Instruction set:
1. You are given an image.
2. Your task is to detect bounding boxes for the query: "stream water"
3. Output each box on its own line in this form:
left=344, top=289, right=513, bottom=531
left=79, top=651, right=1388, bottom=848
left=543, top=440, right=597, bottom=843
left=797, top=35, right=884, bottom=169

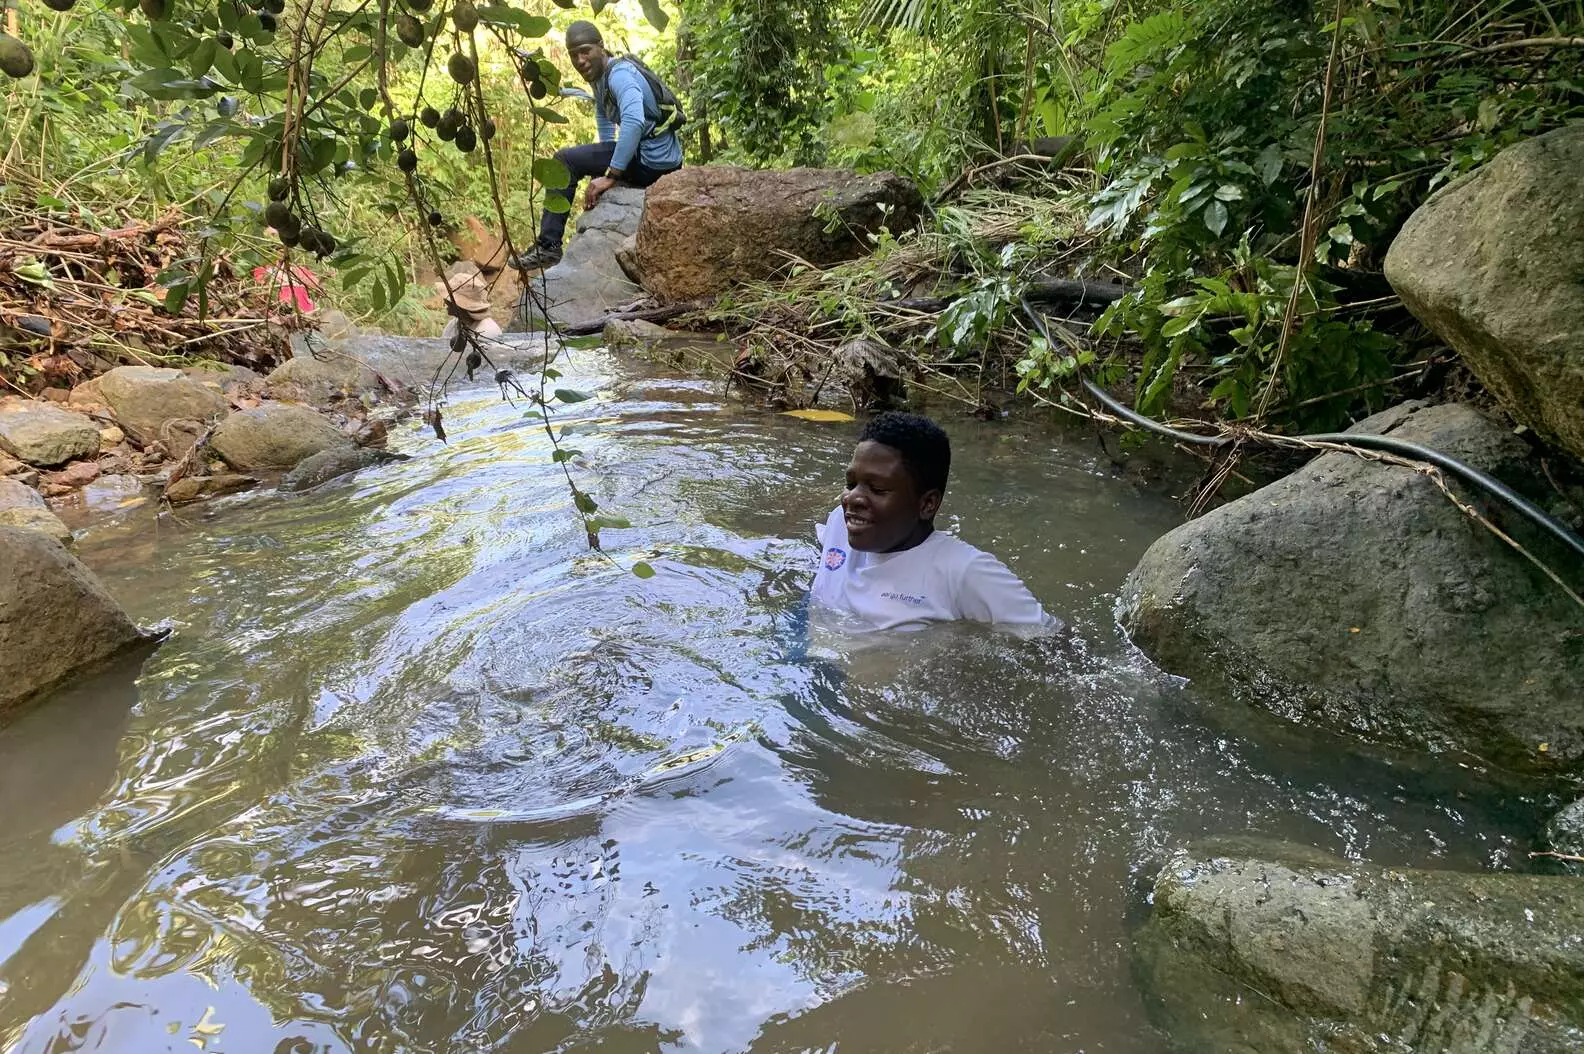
left=0, top=341, right=1539, bottom=1053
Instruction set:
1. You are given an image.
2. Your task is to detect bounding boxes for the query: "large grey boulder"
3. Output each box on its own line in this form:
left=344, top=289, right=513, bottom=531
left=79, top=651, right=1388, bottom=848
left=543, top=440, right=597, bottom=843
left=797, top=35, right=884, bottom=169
left=516, top=185, right=646, bottom=331
left=1135, top=840, right=1584, bottom=1054
left=93, top=365, right=228, bottom=447
left=1385, top=125, right=1584, bottom=461
left=210, top=403, right=353, bottom=473
left=0, top=478, right=71, bottom=544
left=0, top=527, right=150, bottom=716
left=1120, top=402, right=1584, bottom=774
left=0, top=399, right=100, bottom=467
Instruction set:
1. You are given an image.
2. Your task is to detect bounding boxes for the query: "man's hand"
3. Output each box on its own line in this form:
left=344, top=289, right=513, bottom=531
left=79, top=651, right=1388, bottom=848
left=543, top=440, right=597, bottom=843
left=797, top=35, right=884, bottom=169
left=585, top=175, right=619, bottom=210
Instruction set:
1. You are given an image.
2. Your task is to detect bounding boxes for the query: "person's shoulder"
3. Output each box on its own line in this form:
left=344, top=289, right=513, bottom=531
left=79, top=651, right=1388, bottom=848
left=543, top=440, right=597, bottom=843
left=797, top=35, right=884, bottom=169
left=926, top=529, right=991, bottom=569
left=606, top=59, right=645, bottom=89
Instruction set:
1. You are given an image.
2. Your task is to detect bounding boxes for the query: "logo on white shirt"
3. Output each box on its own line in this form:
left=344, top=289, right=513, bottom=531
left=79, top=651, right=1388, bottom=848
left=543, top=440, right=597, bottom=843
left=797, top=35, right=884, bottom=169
left=824, top=547, right=847, bottom=570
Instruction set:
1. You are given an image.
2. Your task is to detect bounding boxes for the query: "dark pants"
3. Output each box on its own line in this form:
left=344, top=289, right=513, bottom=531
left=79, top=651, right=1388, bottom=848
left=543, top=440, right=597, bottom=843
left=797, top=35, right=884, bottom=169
left=537, top=141, right=676, bottom=249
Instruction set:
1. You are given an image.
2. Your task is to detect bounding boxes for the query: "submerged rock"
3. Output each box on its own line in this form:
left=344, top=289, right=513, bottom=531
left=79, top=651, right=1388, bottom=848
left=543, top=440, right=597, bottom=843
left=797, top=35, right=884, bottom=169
left=1135, top=839, right=1584, bottom=1054
left=1385, top=125, right=1584, bottom=461
left=210, top=403, right=353, bottom=473
left=278, top=446, right=405, bottom=492
left=603, top=317, right=672, bottom=348
left=164, top=472, right=258, bottom=505
left=93, top=365, right=228, bottom=448
left=0, top=399, right=101, bottom=467
left=1120, top=402, right=1584, bottom=774
left=0, top=526, right=150, bottom=716
left=0, top=478, right=71, bottom=545
left=517, top=185, right=646, bottom=331
left=634, top=166, right=923, bottom=301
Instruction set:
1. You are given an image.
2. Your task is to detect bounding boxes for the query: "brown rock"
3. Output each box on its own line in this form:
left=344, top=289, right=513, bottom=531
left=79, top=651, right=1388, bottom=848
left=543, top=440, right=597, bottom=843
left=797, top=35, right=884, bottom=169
left=210, top=403, right=353, bottom=473
left=633, top=166, right=923, bottom=301
left=0, top=399, right=102, bottom=466
left=164, top=473, right=258, bottom=504
left=99, top=425, right=125, bottom=449
left=95, top=365, right=228, bottom=448
left=46, top=461, right=102, bottom=489
left=40, top=388, right=71, bottom=403
left=0, top=478, right=71, bottom=545
left=0, top=527, right=150, bottom=715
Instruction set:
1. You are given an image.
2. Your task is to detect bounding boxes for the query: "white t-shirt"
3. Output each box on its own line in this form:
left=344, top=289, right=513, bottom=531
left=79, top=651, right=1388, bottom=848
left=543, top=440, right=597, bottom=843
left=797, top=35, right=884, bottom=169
left=809, top=507, right=1057, bottom=632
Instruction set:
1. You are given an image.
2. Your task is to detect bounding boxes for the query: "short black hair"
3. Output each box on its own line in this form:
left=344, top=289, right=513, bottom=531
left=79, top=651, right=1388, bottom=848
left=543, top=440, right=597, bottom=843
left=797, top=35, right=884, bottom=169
left=565, top=20, right=603, bottom=47
left=858, top=411, right=951, bottom=495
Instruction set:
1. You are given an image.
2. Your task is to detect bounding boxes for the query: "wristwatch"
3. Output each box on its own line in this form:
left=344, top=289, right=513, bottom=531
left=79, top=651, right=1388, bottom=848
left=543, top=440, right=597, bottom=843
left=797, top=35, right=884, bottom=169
left=605, top=168, right=623, bottom=180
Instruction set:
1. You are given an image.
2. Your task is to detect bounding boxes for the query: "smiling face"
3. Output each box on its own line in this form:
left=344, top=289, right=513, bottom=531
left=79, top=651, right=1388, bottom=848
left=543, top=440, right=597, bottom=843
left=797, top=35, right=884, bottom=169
left=842, top=440, right=942, bottom=553
left=570, top=41, right=607, bottom=83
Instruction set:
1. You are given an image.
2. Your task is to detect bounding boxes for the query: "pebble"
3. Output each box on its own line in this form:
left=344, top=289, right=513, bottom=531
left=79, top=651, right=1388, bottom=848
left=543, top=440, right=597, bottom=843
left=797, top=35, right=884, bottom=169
left=46, top=461, right=102, bottom=488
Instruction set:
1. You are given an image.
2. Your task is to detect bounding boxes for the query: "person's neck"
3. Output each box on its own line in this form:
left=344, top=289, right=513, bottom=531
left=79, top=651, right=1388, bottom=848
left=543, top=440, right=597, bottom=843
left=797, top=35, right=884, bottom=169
left=882, top=521, right=934, bottom=554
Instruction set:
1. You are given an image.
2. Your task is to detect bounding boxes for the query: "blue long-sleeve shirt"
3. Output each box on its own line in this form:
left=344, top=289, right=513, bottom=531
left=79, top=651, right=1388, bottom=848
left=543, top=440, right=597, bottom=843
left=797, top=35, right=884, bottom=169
left=594, top=59, right=683, bottom=175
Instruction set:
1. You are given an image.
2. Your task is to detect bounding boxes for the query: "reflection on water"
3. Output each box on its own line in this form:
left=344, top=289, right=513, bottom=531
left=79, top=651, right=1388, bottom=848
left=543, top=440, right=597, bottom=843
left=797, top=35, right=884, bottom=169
left=0, top=342, right=1537, bottom=1053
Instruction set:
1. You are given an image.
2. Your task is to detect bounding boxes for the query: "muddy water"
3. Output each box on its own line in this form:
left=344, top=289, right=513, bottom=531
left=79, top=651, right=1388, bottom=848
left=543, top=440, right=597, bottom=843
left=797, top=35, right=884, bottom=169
left=0, top=343, right=1536, bottom=1053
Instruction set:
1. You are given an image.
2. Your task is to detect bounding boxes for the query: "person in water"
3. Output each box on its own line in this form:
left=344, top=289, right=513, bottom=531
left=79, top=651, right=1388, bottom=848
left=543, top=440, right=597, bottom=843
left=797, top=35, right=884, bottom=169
left=511, top=21, right=683, bottom=271
left=810, top=412, right=1056, bottom=632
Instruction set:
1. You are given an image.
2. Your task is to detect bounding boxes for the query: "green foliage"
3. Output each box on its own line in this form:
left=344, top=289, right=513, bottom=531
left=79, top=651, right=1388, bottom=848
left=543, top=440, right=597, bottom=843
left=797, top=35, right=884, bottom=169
left=683, top=0, right=846, bottom=164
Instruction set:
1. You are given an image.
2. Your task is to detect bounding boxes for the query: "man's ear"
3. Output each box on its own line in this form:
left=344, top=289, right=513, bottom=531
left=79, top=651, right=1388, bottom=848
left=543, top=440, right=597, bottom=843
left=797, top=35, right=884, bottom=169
left=919, top=489, right=943, bottom=521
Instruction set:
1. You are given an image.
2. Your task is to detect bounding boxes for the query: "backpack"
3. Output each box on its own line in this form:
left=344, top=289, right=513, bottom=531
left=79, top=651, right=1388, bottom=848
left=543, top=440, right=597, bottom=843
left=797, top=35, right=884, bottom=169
left=598, top=56, right=686, bottom=140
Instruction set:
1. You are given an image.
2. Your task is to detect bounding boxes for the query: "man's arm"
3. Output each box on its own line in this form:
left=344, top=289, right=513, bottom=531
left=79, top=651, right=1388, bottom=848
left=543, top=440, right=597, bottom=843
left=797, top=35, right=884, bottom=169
left=604, top=63, right=648, bottom=176
left=956, top=551, right=1059, bottom=629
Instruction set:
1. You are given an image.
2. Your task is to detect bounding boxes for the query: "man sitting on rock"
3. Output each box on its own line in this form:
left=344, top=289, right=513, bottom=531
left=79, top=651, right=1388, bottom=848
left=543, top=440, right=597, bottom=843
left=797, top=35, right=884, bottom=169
left=511, top=21, right=683, bottom=272
left=810, top=412, right=1059, bottom=632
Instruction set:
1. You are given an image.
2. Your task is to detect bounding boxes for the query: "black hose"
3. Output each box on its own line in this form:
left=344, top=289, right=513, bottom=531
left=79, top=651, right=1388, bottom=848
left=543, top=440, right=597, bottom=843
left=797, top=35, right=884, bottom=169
left=1019, top=298, right=1584, bottom=563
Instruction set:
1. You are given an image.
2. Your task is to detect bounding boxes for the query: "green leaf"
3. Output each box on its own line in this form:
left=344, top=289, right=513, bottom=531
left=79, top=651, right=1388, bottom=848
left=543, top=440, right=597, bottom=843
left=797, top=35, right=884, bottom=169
left=142, top=121, right=186, bottom=164
left=193, top=121, right=237, bottom=150
left=188, top=37, right=217, bottom=78
left=1202, top=199, right=1229, bottom=236
left=1213, top=183, right=1244, bottom=202
left=591, top=513, right=632, bottom=529
left=127, top=68, right=220, bottom=101
left=550, top=448, right=583, bottom=462
left=638, top=0, right=669, bottom=30
left=213, top=46, right=239, bottom=84
left=1255, top=145, right=1282, bottom=186
left=162, top=280, right=191, bottom=315
left=341, top=266, right=374, bottom=289
left=631, top=561, right=656, bottom=579
left=543, top=195, right=571, bottom=214
left=346, top=45, right=373, bottom=65
left=531, top=105, right=568, bottom=124
left=1160, top=315, right=1199, bottom=338
left=531, top=156, right=571, bottom=188
left=572, top=490, right=599, bottom=514
left=358, top=86, right=378, bottom=109
left=553, top=388, right=593, bottom=403
left=475, top=6, right=549, bottom=34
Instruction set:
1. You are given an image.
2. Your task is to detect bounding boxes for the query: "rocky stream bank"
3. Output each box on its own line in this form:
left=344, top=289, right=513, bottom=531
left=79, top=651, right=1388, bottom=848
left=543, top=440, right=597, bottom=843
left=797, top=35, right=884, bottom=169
left=3, top=143, right=1583, bottom=1054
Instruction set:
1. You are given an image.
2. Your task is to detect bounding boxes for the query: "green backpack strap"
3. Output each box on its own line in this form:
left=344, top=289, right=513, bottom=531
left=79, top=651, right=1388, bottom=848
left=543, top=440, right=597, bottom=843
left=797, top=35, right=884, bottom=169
left=603, top=55, right=686, bottom=139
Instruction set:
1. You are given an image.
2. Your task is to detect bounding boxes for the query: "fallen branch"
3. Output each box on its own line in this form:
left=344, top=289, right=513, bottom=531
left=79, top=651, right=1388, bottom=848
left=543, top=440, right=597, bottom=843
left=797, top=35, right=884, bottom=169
left=559, top=299, right=712, bottom=336
left=888, top=278, right=1129, bottom=313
